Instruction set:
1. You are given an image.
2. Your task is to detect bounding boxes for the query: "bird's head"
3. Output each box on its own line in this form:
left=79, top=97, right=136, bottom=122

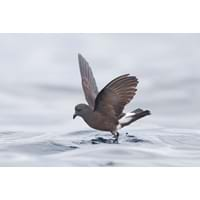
left=73, top=104, right=90, bottom=119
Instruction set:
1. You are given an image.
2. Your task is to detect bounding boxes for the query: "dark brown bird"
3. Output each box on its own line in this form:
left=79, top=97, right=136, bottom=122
left=73, top=54, right=151, bottom=142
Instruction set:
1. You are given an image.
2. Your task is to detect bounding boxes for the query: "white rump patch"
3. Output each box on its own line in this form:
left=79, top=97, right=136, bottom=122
left=118, top=112, right=135, bottom=125
left=116, top=112, right=136, bottom=130
left=116, top=124, right=122, bottom=130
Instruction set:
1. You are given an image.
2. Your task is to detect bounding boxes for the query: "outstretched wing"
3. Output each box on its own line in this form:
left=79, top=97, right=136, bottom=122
left=94, top=74, right=138, bottom=120
left=78, top=54, right=99, bottom=109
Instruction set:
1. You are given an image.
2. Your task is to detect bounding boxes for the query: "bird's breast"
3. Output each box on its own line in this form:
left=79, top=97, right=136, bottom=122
left=83, top=111, right=117, bottom=132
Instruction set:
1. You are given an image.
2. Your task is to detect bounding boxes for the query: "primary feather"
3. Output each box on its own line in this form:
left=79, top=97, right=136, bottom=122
left=94, top=74, right=138, bottom=120
left=78, top=54, right=99, bottom=109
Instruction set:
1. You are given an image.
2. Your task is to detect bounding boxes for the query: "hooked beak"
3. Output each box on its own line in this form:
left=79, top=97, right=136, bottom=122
left=73, top=113, right=77, bottom=119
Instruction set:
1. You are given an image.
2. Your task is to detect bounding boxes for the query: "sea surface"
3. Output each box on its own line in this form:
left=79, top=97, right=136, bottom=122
left=0, top=33, right=200, bottom=166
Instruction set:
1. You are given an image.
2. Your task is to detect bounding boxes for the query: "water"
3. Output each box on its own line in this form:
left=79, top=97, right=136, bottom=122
left=0, top=33, right=200, bottom=166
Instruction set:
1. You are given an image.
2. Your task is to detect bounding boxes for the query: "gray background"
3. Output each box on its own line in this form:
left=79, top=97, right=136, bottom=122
left=0, top=34, right=200, bottom=166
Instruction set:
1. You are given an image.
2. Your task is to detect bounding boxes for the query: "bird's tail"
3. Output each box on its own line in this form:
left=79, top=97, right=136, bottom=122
left=119, top=108, right=151, bottom=128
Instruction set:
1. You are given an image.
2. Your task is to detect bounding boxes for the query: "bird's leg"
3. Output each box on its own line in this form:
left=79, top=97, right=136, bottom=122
left=112, top=132, right=119, bottom=144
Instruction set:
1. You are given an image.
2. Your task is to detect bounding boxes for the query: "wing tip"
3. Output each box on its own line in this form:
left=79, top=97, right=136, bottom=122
left=121, top=74, right=139, bottom=85
left=121, top=73, right=130, bottom=77
left=129, top=75, right=139, bottom=84
left=78, top=53, right=88, bottom=74
left=78, top=53, right=84, bottom=61
left=117, top=74, right=138, bottom=82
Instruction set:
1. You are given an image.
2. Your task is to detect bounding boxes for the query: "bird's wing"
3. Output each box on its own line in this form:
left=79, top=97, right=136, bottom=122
left=94, top=74, right=138, bottom=119
left=78, top=54, right=99, bottom=109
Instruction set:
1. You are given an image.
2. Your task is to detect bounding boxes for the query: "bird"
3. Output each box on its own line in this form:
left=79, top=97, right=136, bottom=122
left=73, top=54, right=151, bottom=142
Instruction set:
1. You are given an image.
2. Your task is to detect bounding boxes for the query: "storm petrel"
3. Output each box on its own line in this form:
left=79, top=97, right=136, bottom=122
left=73, top=54, right=151, bottom=142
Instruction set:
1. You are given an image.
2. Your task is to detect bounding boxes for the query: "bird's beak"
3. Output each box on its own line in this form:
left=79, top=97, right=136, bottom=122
left=73, top=113, right=77, bottom=119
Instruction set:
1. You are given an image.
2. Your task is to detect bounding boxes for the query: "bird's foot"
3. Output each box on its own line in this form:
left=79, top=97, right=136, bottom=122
left=112, top=132, right=119, bottom=144
left=112, top=137, right=119, bottom=144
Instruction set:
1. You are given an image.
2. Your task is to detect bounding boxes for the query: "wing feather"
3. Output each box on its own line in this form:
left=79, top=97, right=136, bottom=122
left=78, top=54, right=98, bottom=109
left=94, top=74, right=138, bottom=119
